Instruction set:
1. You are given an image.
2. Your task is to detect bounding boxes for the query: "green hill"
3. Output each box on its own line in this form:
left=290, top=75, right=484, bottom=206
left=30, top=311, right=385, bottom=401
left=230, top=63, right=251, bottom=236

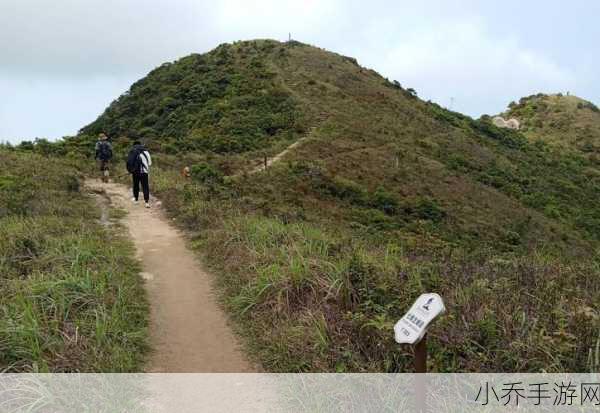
left=69, top=40, right=600, bottom=372
left=80, top=40, right=306, bottom=154
left=501, top=93, right=600, bottom=154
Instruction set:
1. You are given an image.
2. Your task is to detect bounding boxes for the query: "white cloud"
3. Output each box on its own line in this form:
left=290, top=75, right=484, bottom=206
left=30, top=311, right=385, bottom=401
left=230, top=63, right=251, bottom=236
left=212, top=0, right=339, bottom=32
left=0, top=75, right=134, bottom=141
left=368, top=20, right=577, bottom=115
left=0, top=0, right=597, bottom=141
left=0, top=0, right=214, bottom=76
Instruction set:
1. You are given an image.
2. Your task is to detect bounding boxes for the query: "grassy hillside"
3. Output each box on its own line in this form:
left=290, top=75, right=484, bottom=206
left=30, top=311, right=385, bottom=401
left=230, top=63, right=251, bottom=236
left=80, top=40, right=306, bottom=155
left=0, top=148, right=148, bottom=371
left=502, top=93, right=600, bottom=154
left=73, top=40, right=599, bottom=372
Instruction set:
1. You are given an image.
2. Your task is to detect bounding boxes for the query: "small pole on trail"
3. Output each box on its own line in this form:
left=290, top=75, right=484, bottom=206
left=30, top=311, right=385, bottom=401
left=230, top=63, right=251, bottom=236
left=263, top=154, right=268, bottom=171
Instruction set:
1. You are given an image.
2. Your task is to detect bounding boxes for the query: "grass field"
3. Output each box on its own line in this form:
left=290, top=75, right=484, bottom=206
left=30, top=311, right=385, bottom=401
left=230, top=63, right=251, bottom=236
left=151, top=164, right=600, bottom=373
left=0, top=149, right=148, bottom=372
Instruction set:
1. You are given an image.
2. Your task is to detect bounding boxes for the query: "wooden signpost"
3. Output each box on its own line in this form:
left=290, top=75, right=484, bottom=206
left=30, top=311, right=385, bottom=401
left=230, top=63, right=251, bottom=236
left=394, top=293, right=445, bottom=412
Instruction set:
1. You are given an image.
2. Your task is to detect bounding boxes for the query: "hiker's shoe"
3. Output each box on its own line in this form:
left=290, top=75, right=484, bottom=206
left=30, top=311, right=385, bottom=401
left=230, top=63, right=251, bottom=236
left=145, top=202, right=151, bottom=209
left=132, top=198, right=139, bottom=204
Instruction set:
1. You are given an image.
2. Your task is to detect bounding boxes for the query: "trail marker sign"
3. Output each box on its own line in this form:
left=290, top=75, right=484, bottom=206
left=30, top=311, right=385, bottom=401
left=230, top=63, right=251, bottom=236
left=394, top=293, right=445, bottom=345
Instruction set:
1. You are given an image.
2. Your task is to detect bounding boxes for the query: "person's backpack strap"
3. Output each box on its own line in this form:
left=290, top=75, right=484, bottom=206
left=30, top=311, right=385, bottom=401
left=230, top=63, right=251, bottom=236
left=139, top=151, right=148, bottom=173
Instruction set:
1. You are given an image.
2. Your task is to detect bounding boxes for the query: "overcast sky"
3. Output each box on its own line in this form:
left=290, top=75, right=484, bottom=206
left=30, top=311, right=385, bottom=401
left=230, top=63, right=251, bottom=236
left=1, top=0, right=598, bottom=143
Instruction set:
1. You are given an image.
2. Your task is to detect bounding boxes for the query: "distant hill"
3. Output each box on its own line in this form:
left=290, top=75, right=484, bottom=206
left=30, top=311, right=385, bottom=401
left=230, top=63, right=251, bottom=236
left=69, top=40, right=600, bottom=372
left=500, top=93, right=600, bottom=154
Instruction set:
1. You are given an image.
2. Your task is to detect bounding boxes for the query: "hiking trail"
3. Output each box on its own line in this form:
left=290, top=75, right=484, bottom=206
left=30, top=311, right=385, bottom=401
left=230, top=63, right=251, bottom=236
left=248, top=112, right=329, bottom=174
left=86, top=179, right=253, bottom=372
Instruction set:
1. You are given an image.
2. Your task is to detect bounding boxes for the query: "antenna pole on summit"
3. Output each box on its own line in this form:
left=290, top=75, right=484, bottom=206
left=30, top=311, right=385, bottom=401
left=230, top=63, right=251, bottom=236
left=288, top=33, right=291, bottom=42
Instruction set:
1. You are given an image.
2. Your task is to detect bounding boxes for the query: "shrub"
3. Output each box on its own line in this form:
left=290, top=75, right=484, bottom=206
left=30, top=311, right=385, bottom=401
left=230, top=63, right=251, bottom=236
left=190, top=162, right=224, bottom=184
left=413, top=198, right=446, bottom=222
left=288, top=161, right=325, bottom=179
left=370, top=187, right=399, bottom=215
left=503, top=230, right=521, bottom=246
left=353, top=208, right=394, bottom=230
left=577, top=101, right=600, bottom=113
left=327, top=177, right=368, bottom=205
left=18, top=141, right=34, bottom=151
left=406, top=88, right=417, bottom=98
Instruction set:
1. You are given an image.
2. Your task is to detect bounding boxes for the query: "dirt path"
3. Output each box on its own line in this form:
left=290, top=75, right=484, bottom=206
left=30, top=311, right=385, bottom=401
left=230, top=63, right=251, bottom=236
left=86, top=179, right=253, bottom=372
left=249, top=135, right=310, bottom=174
left=248, top=113, right=329, bottom=174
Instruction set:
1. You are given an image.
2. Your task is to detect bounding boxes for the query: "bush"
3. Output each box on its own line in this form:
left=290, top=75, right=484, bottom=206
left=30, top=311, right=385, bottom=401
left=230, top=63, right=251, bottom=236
left=327, top=177, right=367, bottom=205
left=370, top=187, right=399, bottom=215
left=577, top=101, right=600, bottom=113
left=406, top=88, right=417, bottom=98
left=190, top=162, right=224, bottom=184
left=503, top=230, right=521, bottom=246
left=413, top=198, right=446, bottom=222
left=353, top=208, right=394, bottom=230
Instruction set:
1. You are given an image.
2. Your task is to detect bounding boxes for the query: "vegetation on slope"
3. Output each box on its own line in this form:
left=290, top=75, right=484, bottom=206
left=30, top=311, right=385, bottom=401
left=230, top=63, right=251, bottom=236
left=109, top=40, right=598, bottom=373
left=502, top=93, right=600, bottom=155
left=61, top=39, right=599, bottom=372
left=80, top=40, right=306, bottom=155
left=0, top=148, right=148, bottom=372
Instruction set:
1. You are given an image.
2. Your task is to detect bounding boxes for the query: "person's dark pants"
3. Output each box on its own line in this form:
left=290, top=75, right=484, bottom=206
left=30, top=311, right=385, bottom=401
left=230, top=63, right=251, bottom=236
left=132, top=173, right=150, bottom=202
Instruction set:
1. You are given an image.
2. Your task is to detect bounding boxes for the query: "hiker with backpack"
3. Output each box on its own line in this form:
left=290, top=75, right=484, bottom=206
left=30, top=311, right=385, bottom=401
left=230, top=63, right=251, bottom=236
left=126, top=141, right=152, bottom=208
left=95, top=133, right=113, bottom=182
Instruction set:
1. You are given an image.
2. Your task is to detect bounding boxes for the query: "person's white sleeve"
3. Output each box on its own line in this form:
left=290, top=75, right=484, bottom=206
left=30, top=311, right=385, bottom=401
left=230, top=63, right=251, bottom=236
left=147, top=152, right=152, bottom=166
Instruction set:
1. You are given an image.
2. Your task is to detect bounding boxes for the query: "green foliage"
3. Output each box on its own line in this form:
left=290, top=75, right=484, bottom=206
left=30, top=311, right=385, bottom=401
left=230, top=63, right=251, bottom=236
left=151, top=166, right=600, bottom=372
left=370, top=187, right=399, bottom=215
left=413, top=198, right=446, bottom=222
left=81, top=41, right=304, bottom=154
left=18, top=141, right=34, bottom=151
left=578, top=101, right=600, bottom=113
left=59, top=40, right=600, bottom=373
left=506, top=93, right=600, bottom=153
left=0, top=150, right=148, bottom=372
left=326, top=176, right=368, bottom=204
left=190, top=162, right=224, bottom=184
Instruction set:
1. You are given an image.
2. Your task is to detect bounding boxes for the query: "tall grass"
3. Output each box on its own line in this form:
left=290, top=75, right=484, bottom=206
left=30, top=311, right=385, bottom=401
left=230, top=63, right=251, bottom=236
left=0, top=150, right=148, bottom=371
left=152, top=166, right=599, bottom=372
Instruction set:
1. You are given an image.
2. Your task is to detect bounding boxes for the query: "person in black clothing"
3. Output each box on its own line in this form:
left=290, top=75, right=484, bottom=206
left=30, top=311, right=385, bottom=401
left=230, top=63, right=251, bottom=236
left=95, top=133, right=113, bottom=182
left=126, top=141, right=152, bottom=208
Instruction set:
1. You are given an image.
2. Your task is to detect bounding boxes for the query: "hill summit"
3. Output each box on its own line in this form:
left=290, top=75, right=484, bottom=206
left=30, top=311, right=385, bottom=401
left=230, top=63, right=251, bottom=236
left=500, top=93, right=600, bottom=154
